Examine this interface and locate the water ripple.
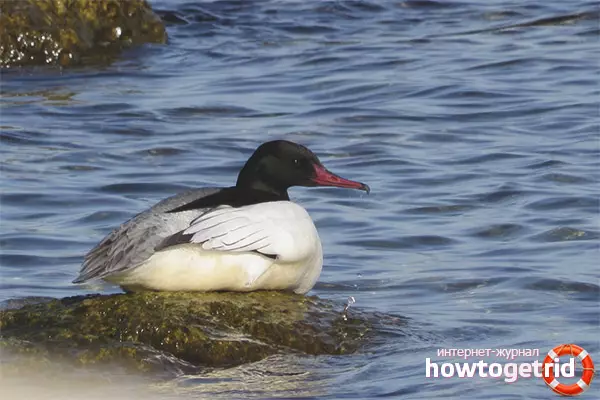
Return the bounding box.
[530,227,599,242]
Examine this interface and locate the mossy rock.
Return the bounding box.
[0,0,167,67]
[0,291,375,372]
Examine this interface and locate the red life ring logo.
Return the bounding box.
[542,344,595,396]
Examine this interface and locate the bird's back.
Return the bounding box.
[74,187,221,283]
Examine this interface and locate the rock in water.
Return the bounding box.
[0,291,374,372]
[0,0,167,67]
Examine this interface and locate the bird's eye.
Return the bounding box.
[293,159,300,166]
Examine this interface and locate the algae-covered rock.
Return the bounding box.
[0,292,372,372]
[0,0,167,67]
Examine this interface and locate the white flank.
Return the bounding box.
[107,201,323,294]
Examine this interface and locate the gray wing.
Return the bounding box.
[73,188,220,283]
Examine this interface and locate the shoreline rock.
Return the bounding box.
[0,291,375,372]
[0,0,167,67]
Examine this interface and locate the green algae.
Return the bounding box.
[0,0,167,67]
[0,291,372,371]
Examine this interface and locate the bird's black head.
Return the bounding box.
[236,140,369,197]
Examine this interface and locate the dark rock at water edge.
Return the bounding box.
[0,291,375,373]
[0,0,167,67]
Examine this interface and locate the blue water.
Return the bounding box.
[1,1,598,399]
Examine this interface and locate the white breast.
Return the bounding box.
[106,201,323,294]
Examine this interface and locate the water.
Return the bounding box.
[1,0,598,399]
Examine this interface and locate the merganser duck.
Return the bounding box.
[73,140,369,294]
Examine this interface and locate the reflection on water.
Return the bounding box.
[0,349,351,399]
[1,361,163,400]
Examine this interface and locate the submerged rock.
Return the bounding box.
[0,0,167,67]
[0,291,374,372]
